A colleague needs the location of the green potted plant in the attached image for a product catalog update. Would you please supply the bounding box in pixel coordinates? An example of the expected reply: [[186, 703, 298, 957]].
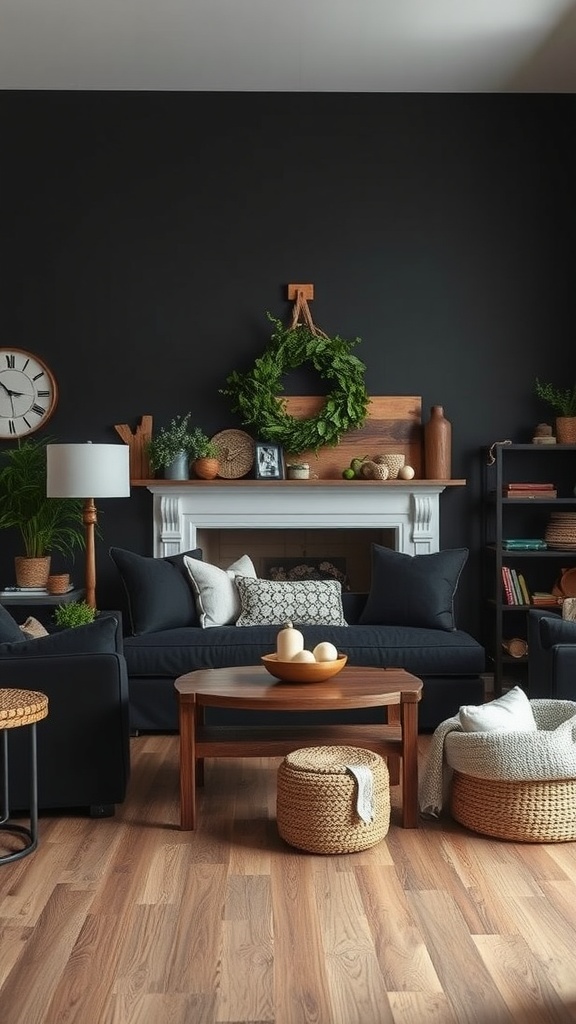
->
[[145, 413, 197, 479], [0, 439, 85, 587], [53, 600, 97, 629], [534, 378, 576, 443], [189, 428, 220, 480]]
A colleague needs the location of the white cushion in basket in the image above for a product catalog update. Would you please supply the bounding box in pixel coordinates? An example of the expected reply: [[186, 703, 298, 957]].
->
[[183, 554, 256, 628], [459, 686, 537, 733]]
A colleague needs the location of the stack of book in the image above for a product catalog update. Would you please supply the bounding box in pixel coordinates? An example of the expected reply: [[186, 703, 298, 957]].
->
[[502, 538, 547, 550], [501, 566, 531, 605], [503, 482, 557, 499], [530, 592, 560, 607]]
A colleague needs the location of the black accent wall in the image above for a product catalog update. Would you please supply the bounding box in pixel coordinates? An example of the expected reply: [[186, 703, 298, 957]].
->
[[1, 91, 575, 636]]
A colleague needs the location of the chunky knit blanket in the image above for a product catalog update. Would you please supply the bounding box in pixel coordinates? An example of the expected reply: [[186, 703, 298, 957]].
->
[[419, 699, 576, 820]]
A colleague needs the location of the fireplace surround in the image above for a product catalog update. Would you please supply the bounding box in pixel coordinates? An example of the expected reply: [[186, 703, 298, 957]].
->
[[146, 479, 463, 564]]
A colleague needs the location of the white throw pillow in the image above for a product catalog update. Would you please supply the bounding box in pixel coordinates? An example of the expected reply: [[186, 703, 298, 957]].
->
[[235, 577, 347, 627], [183, 554, 257, 628], [459, 686, 537, 733]]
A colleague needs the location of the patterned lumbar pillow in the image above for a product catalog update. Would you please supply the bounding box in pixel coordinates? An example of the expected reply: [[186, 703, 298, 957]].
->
[[235, 577, 347, 627], [183, 554, 257, 628], [459, 686, 537, 733]]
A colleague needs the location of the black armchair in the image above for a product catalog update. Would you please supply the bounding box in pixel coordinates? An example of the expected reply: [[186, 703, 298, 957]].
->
[[0, 611, 130, 816], [527, 608, 576, 701]]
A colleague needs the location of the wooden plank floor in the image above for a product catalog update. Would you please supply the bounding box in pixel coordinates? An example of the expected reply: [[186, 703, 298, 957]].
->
[[1, 734, 576, 1023]]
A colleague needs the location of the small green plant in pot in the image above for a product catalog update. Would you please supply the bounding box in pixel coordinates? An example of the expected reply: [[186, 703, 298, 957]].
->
[[53, 600, 97, 629], [0, 438, 85, 587], [534, 378, 576, 443], [189, 428, 220, 479], [146, 413, 197, 479]]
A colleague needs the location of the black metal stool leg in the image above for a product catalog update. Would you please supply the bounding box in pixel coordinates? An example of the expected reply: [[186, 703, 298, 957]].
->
[[0, 723, 39, 865]]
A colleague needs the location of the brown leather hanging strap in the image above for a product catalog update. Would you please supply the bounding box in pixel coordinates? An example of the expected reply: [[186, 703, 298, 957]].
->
[[289, 288, 329, 339]]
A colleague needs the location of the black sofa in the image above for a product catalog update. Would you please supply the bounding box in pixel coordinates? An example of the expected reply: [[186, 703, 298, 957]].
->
[[110, 545, 486, 733], [0, 608, 131, 816], [528, 608, 576, 700]]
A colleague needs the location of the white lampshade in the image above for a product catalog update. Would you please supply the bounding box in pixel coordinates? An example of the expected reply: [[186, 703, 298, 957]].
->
[[46, 443, 131, 498]]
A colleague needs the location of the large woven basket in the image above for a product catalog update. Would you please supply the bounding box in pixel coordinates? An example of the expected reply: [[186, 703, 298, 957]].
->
[[451, 771, 576, 843], [277, 745, 390, 854]]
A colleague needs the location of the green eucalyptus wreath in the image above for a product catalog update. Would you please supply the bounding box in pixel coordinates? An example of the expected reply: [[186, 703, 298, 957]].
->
[[221, 314, 370, 455]]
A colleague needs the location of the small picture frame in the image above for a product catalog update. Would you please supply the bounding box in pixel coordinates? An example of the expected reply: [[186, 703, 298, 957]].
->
[[254, 442, 285, 480]]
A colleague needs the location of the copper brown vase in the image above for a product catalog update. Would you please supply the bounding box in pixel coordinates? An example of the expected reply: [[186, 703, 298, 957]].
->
[[193, 457, 220, 480]]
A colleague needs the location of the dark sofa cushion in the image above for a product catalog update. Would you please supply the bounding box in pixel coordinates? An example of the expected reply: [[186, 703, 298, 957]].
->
[[0, 615, 119, 656], [359, 544, 468, 631], [109, 547, 202, 635], [539, 615, 576, 648], [0, 603, 24, 643], [123, 622, 485, 680]]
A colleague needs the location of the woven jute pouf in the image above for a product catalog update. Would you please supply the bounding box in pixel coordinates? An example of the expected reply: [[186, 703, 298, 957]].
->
[[451, 771, 576, 843], [277, 745, 390, 854]]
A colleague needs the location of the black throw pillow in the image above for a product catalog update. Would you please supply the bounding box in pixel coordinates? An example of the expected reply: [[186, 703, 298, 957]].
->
[[359, 544, 469, 631], [109, 547, 203, 635], [0, 614, 119, 656], [0, 602, 25, 643], [540, 615, 576, 649]]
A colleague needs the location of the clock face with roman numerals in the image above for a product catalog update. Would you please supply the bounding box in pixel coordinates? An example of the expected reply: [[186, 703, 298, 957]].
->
[[0, 348, 58, 438]]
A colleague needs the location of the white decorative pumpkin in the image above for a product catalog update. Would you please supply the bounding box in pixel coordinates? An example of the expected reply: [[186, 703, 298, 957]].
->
[[276, 621, 304, 660]]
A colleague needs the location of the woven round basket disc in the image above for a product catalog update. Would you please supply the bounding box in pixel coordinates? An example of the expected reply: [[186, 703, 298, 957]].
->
[[277, 745, 390, 854], [451, 771, 576, 843], [210, 429, 255, 479], [0, 689, 49, 729]]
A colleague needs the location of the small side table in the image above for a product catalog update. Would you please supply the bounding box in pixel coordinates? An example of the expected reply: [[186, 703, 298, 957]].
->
[[0, 689, 49, 864]]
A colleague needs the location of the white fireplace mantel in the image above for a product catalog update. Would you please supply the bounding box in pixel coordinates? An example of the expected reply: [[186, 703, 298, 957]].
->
[[144, 479, 464, 557]]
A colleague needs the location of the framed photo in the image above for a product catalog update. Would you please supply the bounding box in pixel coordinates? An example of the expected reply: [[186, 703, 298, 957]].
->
[[254, 442, 285, 480]]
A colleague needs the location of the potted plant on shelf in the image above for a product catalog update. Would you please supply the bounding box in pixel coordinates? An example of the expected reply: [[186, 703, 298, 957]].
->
[[145, 413, 197, 479], [53, 600, 97, 629], [534, 378, 576, 444], [0, 439, 85, 587], [189, 428, 220, 480]]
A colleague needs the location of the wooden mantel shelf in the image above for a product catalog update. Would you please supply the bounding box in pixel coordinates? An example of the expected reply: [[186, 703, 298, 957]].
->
[[132, 478, 466, 487]]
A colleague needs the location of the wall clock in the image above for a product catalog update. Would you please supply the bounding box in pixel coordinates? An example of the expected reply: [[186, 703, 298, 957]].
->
[[210, 429, 255, 479], [0, 348, 58, 438]]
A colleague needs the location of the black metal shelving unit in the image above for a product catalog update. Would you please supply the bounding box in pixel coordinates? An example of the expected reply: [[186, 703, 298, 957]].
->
[[482, 442, 576, 695]]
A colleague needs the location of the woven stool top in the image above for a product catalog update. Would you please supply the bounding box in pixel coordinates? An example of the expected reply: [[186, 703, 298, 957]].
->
[[285, 745, 383, 775], [0, 688, 49, 729]]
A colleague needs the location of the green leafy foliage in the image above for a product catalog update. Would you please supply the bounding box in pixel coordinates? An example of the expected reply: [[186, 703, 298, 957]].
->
[[53, 600, 97, 628], [145, 413, 197, 471], [534, 378, 576, 416], [221, 313, 370, 455], [188, 428, 219, 460], [0, 439, 85, 559]]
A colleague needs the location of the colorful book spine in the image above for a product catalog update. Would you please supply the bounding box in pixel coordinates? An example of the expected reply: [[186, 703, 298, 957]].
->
[[501, 566, 516, 605], [517, 572, 531, 605], [509, 568, 524, 604]]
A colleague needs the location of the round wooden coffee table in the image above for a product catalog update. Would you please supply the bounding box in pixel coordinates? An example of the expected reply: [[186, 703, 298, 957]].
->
[[174, 665, 422, 831]]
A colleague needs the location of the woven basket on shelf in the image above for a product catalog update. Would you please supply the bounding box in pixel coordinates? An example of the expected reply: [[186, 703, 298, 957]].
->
[[379, 454, 405, 480], [451, 771, 576, 843], [277, 745, 390, 854], [14, 556, 51, 588]]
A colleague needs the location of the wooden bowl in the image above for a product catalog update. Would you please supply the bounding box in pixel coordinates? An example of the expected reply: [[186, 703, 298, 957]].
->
[[261, 653, 347, 683]]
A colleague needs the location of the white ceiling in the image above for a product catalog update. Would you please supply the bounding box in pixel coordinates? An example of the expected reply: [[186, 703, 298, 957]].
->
[[1, 0, 576, 93]]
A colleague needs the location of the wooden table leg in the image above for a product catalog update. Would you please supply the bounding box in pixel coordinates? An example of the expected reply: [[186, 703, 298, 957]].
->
[[400, 697, 419, 828], [179, 698, 197, 830]]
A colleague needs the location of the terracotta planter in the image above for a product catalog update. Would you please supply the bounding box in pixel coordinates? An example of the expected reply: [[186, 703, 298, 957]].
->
[[193, 457, 220, 480], [555, 417, 576, 444], [47, 573, 71, 595], [15, 555, 51, 588]]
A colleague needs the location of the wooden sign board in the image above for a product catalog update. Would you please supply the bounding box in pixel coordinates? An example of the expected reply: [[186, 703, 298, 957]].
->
[[283, 396, 423, 479]]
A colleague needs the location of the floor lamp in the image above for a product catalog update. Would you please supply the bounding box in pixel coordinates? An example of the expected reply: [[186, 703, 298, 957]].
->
[[46, 443, 131, 608]]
